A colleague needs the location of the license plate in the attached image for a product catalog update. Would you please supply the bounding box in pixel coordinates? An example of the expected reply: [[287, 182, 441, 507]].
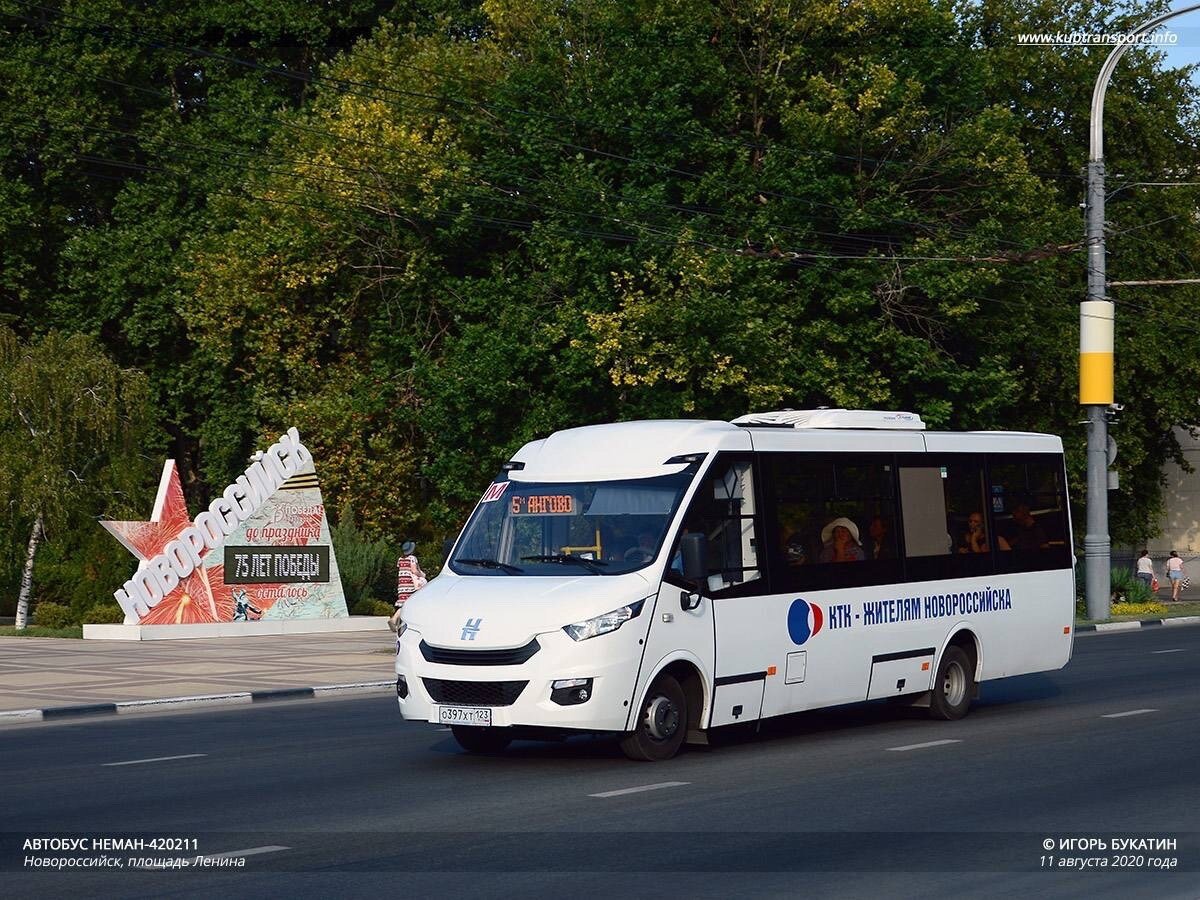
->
[[438, 705, 492, 727]]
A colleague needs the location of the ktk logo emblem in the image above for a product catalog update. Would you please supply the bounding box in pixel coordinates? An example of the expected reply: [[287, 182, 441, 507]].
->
[[787, 598, 824, 646], [461, 617, 483, 641]]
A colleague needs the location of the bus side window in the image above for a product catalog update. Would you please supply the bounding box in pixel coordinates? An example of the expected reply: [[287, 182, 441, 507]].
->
[[673, 458, 761, 595], [899, 457, 992, 581], [767, 453, 900, 590], [990, 455, 1073, 574]]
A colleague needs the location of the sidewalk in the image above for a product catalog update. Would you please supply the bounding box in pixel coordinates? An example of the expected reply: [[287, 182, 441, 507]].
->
[[0, 631, 396, 714]]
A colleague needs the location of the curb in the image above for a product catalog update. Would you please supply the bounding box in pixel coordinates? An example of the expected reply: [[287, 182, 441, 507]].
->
[[0, 680, 395, 724], [1076, 615, 1200, 634]]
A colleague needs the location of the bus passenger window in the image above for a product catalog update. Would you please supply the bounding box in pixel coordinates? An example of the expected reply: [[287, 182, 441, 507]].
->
[[674, 459, 760, 593], [767, 453, 899, 590], [989, 456, 1072, 572], [899, 458, 992, 580]]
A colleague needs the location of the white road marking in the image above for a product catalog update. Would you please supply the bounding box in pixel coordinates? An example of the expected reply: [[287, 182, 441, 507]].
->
[[1152, 649, 1185, 654], [102, 753, 207, 767], [200, 845, 289, 861], [589, 781, 690, 798], [135, 845, 288, 869], [1101, 708, 1157, 719], [886, 739, 962, 752]]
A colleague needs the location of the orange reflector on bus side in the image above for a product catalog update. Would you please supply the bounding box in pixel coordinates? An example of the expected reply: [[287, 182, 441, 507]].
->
[[921, 662, 930, 671], [766, 665, 777, 676], [1064, 626, 1071, 634]]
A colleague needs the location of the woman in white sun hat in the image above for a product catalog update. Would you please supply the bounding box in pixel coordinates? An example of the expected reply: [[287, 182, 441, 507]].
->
[[819, 517, 865, 563]]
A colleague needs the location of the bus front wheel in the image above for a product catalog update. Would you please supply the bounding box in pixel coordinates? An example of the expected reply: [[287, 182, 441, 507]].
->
[[451, 725, 512, 753], [929, 646, 974, 720], [620, 673, 687, 761]]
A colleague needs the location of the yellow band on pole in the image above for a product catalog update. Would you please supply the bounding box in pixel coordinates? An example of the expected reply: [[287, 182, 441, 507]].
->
[[1079, 352, 1114, 404], [1080, 300, 1115, 404]]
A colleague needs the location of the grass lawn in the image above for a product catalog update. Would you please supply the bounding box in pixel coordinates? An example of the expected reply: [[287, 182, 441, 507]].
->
[[1077, 600, 1200, 628], [0, 625, 83, 638]]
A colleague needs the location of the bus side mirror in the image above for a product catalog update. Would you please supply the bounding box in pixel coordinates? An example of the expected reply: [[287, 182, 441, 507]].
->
[[681, 532, 707, 584]]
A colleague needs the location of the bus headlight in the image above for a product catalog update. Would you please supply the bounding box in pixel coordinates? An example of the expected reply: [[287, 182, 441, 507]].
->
[[563, 600, 645, 641]]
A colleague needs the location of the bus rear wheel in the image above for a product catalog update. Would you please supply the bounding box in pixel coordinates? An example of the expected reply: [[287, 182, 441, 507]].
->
[[929, 645, 974, 720], [451, 725, 512, 753], [620, 674, 687, 761]]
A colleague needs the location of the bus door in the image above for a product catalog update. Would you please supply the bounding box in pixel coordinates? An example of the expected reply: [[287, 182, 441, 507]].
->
[[656, 453, 768, 729]]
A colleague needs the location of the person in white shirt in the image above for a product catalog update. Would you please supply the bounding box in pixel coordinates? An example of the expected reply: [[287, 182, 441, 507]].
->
[[1135, 549, 1155, 590], [1165, 550, 1185, 601]]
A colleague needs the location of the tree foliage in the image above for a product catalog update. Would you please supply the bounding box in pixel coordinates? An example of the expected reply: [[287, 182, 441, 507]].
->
[[0, 327, 158, 618], [4, 0, 1200, 597]]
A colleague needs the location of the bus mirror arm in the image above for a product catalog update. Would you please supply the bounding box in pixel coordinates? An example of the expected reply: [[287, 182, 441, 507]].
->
[[679, 532, 708, 610]]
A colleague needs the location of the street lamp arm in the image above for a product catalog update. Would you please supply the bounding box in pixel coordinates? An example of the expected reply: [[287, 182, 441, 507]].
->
[[1082, 2, 1200, 624], [1090, 2, 1200, 161]]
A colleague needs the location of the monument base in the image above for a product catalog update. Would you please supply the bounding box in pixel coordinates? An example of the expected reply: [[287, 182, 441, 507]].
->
[[83, 617, 389, 641]]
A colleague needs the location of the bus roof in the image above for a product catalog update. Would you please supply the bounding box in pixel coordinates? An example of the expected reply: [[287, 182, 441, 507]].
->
[[731, 409, 926, 430], [509, 413, 1063, 482]]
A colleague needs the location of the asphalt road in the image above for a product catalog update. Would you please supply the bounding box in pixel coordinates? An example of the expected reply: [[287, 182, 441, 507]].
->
[[2, 626, 1199, 899]]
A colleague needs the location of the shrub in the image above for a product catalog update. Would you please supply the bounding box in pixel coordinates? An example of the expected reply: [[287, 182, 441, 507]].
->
[[84, 602, 126, 624], [1110, 567, 1154, 605], [33, 601, 75, 628], [331, 506, 397, 608], [1111, 601, 1168, 617], [350, 598, 394, 617]]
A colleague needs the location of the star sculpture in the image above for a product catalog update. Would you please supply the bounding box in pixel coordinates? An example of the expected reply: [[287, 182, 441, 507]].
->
[[101, 461, 234, 624]]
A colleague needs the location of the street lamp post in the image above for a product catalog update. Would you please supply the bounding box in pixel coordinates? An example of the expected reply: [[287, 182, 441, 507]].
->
[[1083, 3, 1200, 622]]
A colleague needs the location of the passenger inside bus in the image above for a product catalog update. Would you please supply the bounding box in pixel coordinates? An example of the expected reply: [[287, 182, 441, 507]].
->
[[819, 517, 864, 563], [865, 515, 895, 560], [1003, 503, 1050, 551], [957, 511, 1009, 554]]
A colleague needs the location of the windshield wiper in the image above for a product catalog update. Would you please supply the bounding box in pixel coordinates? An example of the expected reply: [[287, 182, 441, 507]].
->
[[455, 558, 524, 574], [521, 554, 607, 573]]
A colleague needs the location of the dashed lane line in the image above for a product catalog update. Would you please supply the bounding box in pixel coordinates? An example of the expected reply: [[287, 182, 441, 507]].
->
[[134, 846, 289, 869], [102, 753, 207, 767], [589, 781, 690, 798], [1101, 709, 1157, 719], [886, 739, 962, 752]]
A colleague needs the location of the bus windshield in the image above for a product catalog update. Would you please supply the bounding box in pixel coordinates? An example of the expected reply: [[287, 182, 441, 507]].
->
[[449, 471, 695, 576]]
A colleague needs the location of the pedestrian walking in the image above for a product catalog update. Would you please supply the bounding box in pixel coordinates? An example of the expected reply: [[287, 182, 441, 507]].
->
[[1135, 549, 1155, 592], [1165, 550, 1186, 602]]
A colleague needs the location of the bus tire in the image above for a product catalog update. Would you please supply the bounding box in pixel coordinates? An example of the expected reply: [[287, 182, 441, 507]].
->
[[451, 726, 512, 753], [620, 673, 687, 761], [929, 645, 973, 720]]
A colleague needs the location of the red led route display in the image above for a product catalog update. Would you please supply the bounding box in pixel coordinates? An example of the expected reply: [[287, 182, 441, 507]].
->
[[510, 494, 576, 516]]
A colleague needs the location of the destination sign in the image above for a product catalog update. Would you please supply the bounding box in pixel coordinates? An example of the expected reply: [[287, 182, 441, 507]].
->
[[510, 494, 576, 516]]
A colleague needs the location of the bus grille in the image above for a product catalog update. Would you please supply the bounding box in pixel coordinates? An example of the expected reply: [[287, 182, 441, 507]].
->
[[419, 638, 540, 666], [422, 679, 528, 707]]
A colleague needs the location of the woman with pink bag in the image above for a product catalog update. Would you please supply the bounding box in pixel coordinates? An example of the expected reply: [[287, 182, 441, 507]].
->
[[1165, 551, 1186, 602]]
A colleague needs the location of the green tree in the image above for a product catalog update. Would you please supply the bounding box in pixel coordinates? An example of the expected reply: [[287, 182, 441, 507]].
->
[[7, 0, 1200, 584], [0, 328, 158, 628]]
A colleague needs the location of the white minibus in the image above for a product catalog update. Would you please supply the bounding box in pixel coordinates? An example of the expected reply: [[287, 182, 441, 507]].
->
[[395, 410, 1075, 760]]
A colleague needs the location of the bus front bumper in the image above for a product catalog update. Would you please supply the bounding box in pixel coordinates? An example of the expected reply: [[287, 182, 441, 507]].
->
[[395, 627, 639, 733]]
